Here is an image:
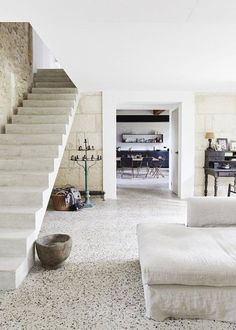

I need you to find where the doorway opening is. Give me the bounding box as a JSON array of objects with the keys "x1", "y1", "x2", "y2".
[{"x1": 115, "y1": 104, "x2": 180, "y2": 200}]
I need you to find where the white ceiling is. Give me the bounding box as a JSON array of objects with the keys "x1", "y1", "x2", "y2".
[{"x1": 1, "y1": 0, "x2": 236, "y2": 91}]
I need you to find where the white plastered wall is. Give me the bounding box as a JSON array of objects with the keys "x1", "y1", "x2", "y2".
[
  {"x1": 103, "y1": 91, "x2": 195, "y2": 199},
  {"x1": 32, "y1": 29, "x2": 58, "y2": 73}
]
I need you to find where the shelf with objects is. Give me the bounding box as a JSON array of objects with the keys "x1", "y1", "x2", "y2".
[
  {"x1": 71, "y1": 138, "x2": 102, "y2": 208},
  {"x1": 122, "y1": 134, "x2": 163, "y2": 144}
]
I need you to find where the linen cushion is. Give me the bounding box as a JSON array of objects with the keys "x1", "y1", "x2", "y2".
[
  {"x1": 137, "y1": 223, "x2": 236, "y2": 287},
  {"x1": 187, "y1": 197, "x2": 236, "y2": 227}
]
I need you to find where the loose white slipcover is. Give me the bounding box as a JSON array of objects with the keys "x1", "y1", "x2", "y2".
[
  {"x1": 137, "y1": 197, "x2": 236, "y2": 322},
  {"x1": 144, "y1": 284, "x2": 236, "y2": 322},
  {"x1": 137, "y1": 223, "x2": 236, "y2": 287},
  {"x1": 187, "y1": 197, "x2": 236, "y2": 227}
]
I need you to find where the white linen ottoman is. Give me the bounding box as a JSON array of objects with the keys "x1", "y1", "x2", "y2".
[{"x1": 137, "y1": 223, "x2": 236, "y2": 322}]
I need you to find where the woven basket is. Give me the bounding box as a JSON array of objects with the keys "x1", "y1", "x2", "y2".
[{"x1": 51, "y1": 193, "x2": 70, "y2": 211}]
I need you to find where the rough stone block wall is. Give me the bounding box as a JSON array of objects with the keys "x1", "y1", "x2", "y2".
[
  {"x1": 0, "y1": 23, "x2": 32, "y2": 132},
  {"x1": 195, "y1": 94, "x2": 236, "y2": 196},
  {"x1": 55, "y1": 92, "x2": 103, "y2": 191}
]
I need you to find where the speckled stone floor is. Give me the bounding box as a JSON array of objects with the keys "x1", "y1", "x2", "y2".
[{"x1": 0, "y1": 177, "x2": 235, "y2": 329}]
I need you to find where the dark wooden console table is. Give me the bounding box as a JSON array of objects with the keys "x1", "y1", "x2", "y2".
[
  {"x1": 204, "y1": 168, "x2": 236, "y2": 196},
  {"x1": 204, "y1": 150, "x2": 236, "y2": 196}
]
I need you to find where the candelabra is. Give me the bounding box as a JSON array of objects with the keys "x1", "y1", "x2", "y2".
[{"x1": 71, "y1": 138, "x2": 102, "y2": 208}]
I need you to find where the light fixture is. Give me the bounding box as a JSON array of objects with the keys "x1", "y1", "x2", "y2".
[{"x1": 205, "y1": 132, "x2": 215, "y2": 150}]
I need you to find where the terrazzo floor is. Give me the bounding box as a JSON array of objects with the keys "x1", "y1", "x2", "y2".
[{"x1": 0, "y1": 176, "x2": 235, "y2": 329}]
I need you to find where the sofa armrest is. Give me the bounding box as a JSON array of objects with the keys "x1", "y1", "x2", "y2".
[{"x1": 187, "y1": 197, "x2": 236, "y2": 227}]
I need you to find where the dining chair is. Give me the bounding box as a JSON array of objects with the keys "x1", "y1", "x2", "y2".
[
  {"x1": 132, "y1": 157, "x2": 142, "y2": 177},
  {"x1": 121, "y1": 157, "x2": 134, "y2": 178},
  {"x1": 151, "y1": 157, "x2": 165, "y2": 178},
  {"x1": 137, "y1": 157, "x2": 153, "y2": 178},
  {"x1": 116, "y1": 157, "x2": 122, "y2": 176}
]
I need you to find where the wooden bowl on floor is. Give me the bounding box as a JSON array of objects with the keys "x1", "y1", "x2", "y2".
[{"x1": 36, "y1": 234, "x2": 72, "y2": 268}]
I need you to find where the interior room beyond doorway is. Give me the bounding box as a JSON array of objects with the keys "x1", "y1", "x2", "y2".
[{"x1": 116, "y1": 104, "x2": 179, "y2": 199}]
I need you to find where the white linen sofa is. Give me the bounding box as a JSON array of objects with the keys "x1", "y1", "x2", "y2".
[{"x1": 137, "y1": 197, "x2": 236, "y2": 322}]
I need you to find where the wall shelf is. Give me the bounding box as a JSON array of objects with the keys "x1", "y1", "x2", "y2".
[{"x1": 122, "y1": 134, "x2": 163, "y2": 144}]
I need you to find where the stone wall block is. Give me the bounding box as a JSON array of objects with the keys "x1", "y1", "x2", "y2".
[
  {"x1": 65, "y1": 132, "x2": 77, "y2": 150},
  {"x1": 0, "y1": 23, "x2": 32, "y2": 132},
  {"x1": 55, "y1": 168, "x2": 81, "y2": 188},
  {"x1": 55, "y1": 93, "x2": 103, "y2": 190},
  {"x1": 213, "y1": 115, "x2": 236, "y2": 133},
  {"x1": 195, "y1": 94, "x2": 236, "y2": 196},
  {"x1": 95, "y1": 114, "x2": 102, "y2": 131},
  {"x1": 204, "y1": 115, "x2": 214, "y2": 132},
  {"x1": 194, "y1": 151, "x2": 204, "y2": 168},
  {"x1": 85, "y1": 133, "x2": 102, "y2": 150},
  {"x1": 77, "y1": 114, "x2": 96, "y2": 132},
  {"x1": 195, "y1": 133, "x2": 206, "y2": 151},
  {"x1": 195, "y1": 114, "x2": 205, "y2": 133},
  {"x1": 79, "y1": 94, "x2": 102, "y2": 114},
  {"x1": 196, "y1": 95, "x2": 236, "y2": 114},
  {"x1": 71, "y1": 114, "x2": 80, "y2": 132},
  {"x1": 60, "y1": 150, "x2": 69, "y2": 169}
]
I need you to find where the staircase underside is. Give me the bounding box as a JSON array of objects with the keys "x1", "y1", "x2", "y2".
[{"x1": 0, "y1": 69, "x2": 79, "y2": 290}]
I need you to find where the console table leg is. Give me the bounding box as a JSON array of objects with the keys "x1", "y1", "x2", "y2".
[
  {"x1": 204, "y1": 173, "x2": 208, "y2": 196},
  {"x1": 214, "y1": 177, "x2": 218, "y2": 197}
]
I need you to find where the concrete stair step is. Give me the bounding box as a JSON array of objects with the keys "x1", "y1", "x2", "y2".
[
  {"x1": 0, "y1": 145, "x2": 60, "y2": 158},
  {"x1": 0, "y1": 257, "x2": 32, "y2": 290},
  {"x1": 23, "y1": 99, "x2": 75, "y2": 107},
  {"x1": 28, "y1": 93, "x2": 77, "y2": 100},
  {"x1": 37, "y1": 69, "x2": 66, "y2": 75},
  {"x1": 0, "y1": 206, "x2": 43, "y2": 229},
  {"x1": 0, "y1": 186, "x2": 49, "y2": 207},
  {"x1": 12, "y1": 114, "x2": 70, "y2": 124},
  {"x1": 17, "y1": 107, "x2": 72, "y2": 115},
  {"x1": 34, "y1": 75, "x2": 72, "y2": 82},
  {"x1": 0, "y1": 228, "x2": 36, "y2": 257},
  {"x1": 0, "y1": 67, "x2": 78, "y2": 290},
  {"x1": 0, "y1": 134, "x2": 63, "y2": 145},
  {"x1": 0, "y1": 158, "x2": 56, "y2": 171},
  {"x1": 32, "y1": 87, "x2": 78, "y2": 94},
  {"x1": 0, "y1": 170, "x2": 52, "y2": 186},
  {"x1": 6, "y1": 124, "x2": 67, "y2": 134},
  {"x1": 35, "y1": 82, "x2": 75, "y2": 88},
  {"x1": 35, "y1": 73, "x2": 68, "y2": 78}
]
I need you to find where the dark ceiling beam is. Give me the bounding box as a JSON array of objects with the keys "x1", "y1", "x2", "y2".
[
  {"x1": 117, "y1": 115, "x2": 169, "y2": 122},
  {"x1": 153, "y1": 110, "x2": 166, "y2": 116}
]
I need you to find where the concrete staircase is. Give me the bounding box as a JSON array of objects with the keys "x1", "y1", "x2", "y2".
[{"x1": 0, "y1": 69, "x2": 79, "y2": 290}]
